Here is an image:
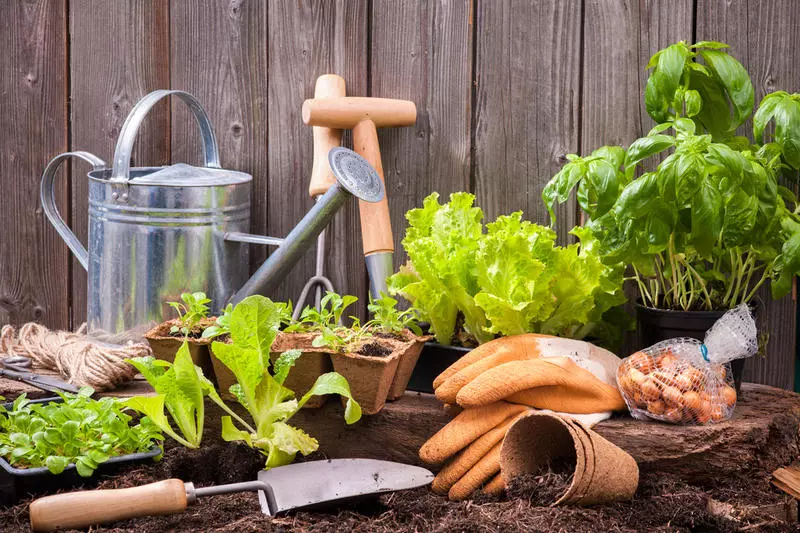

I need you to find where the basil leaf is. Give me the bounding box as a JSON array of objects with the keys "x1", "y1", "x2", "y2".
[
  {"x1": 699, "y1": 49, "x2": 754, "y2": 130},
  {"x1": 691, "y1": 180, "x2": 723, "y2": 257},
  {"x1": 624, "y1": 134, "x2": 675, "y2": 173},
  {"x1": 615, "y1": 173, "x2": 659, "y2": 219},
  {"x1": 753, "y1": 91, "x2": 786, "y2": 143},
  {"x1": 690, "y1": 69, "x2": 732, "y2": 138},
  {"x1": 722, "y1": 190, "x2": 758, "y2": 247}
]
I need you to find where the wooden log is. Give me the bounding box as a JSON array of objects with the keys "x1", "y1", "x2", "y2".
[{"x1": 290, "y1": 384, "x2": 800, "y2": 486}]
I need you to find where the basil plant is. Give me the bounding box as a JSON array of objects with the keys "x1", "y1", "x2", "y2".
[{"x1": 543, "y1": 41, "x2": 800, "y2": 311}]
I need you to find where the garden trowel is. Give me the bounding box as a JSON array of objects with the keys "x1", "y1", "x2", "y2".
[{"x1": 29, "y1": 459, "x2": 434, "y2": 532}]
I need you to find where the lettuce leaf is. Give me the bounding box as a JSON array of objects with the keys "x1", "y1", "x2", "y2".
[{"x1": 212, "y1": 295, "x2": 361, "y2": 469}]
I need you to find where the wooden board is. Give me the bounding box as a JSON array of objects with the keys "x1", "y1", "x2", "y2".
[
  {"x1": 169, "y1": 0, "x2": 270, "y2": 275},
  {"x1": 0, "y1": 1, "x2": 69, "y2": 329},
  {"x1": 472, "y1": 0, "x2": 581, "y2": 242},
  {"x1": 267, "y1": 0, "x2": 369, "y2": 315},
  {"x1": 696, "y1": 0, "x2": 800, "y2": 390},
  {"x1": 69, "y1": 0, "x2": 170, "y2": 329},
  {"x1": 371, "y1": 0, "x2": 473, "y2": 267}
]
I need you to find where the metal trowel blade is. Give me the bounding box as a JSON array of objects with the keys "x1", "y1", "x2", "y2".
[{"x1": 256, "y1": 459, "x2": 433, "y2": 515}]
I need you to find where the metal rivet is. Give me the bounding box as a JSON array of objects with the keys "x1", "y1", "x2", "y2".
[
  {"x1": 111, "y1": 192, "x2": 119, "y2": 200},
  {"x1": 121, "y1": 193, "x2": 128, "y2": 201}
]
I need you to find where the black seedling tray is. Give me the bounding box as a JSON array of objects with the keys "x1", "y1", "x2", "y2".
[
  {"x1": 407, "y1": 342, "x2": 472, "y2": 394},
  {"x1": 0, "y1": 397, "x2": 162, "y2": 505}
]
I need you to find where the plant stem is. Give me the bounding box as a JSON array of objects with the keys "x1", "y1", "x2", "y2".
[
  {"x1": 633, "y1": 266, "x2": 652, "y2": 306},
  {"x1": 683, "y1": 259, "x2": 713, "y2": 310},
  {"x1": 668, "y1": 235, "x2": 680, "y2": 308}
]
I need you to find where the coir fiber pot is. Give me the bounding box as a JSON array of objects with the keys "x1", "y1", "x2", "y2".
[
  {"x1": 635, "y1": 301, "x2": 758, "y2": 393},
  {"x1": 385, "y1": 332, "x2": 432, "y2": 401},
  {"x1": 330, "y1": 344, "x2": 401, "y2": 415},
  {"x1": 0, "y1": 398, "x2": 161, "y2": 505},
  {"x1": 500, "y1": 412, "x2": 638, "y2": 506},
  {"x1": 407, "y1": 342, "x2": 472, "y2": 394},
  {"x1": 271, "y1": 332, "x2": 333, "y2": 409},
  {"x1": 144, "y1": 318, "x2": 216, "y2": 381}
]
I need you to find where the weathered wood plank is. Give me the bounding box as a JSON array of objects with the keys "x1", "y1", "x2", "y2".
[
  {"x1": 472, "y1": 0, "x2": 581, "y2": 240},
  {"x1": 267, "y1": 0, "x2": 369, "y2": 313},
  {"x1": 169, "y1": 0, "x2": 270, "y2": 283},
  {"x1": 697, "y1": 0, "x2": 800, "y2": 389},
  {"x1": 69, "y1": 0, "x2": 170, "y2": 329},
  {"x1": 0, "y1": 0, "x2": 69, "y2": 329},
  {"x1": 582, "y1": 0, "x2": 693, "y2": 151},
  {"x1": 370, "y1": 0, "x2": 473, "y2": 268}
]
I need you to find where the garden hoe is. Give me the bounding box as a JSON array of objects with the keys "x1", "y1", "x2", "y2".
[{"x1": 28, "y1": 458, "x2": 433, "y2": 532}]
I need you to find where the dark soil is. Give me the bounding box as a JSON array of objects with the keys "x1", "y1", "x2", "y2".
[
  {"x1": 3, "y1": 405, "x2": 797, "y2": 533},
  {"x1": 375, "y1": 331, "x2": 410, "y2": 342},
  {"x1": 357, "y1": 341, "x2": 393, "y2": 358},
  {"x1": 506, "y1": 457, "x2": 575, "y2": 505}
]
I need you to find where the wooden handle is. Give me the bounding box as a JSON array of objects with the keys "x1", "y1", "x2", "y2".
[
  {"x1": 309, "y1": 74, "x2": 346, "y2": 197},
  {"x1": 29, "y1": 479, "x2": 188, "y2": 532},
  {"x1": 353, "y1": 119, "x2": 394, "y2": 255},
  {"x1": 302, "y1": 97, "x2": 417, "y2": 129}
]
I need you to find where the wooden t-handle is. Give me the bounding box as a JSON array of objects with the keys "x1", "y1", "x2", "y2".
[
  {"x1": 29, "y1": 479, "x2": 188, "y2": 532},
  {"x1": 309, "y1": 74, "x2": 346, "y2": 197},
  {"x1": 353, "y1": 119, "x2": 394, "y2": 255}
]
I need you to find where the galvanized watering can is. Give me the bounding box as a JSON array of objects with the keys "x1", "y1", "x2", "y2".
[{"x1": 41, "y1": 90, "x2": 384, "y2": 342}]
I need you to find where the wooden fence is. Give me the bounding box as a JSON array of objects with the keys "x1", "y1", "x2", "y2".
[{"x1": 1, "y1": 0, "x2": 797, "y2": 388}]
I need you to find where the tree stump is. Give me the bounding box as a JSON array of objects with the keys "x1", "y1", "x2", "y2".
[{"x1": 292, "y1": 383, "x2": 800, "y2": 486}]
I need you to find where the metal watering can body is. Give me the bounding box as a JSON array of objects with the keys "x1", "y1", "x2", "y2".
[
  {"x1": 41, "y1": 91, "x2": 251, "y2": 342},
  {"x1": 41, "y1": 90, "x2": 386, "y2": 342}
]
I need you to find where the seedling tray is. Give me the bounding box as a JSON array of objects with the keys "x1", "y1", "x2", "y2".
[
  {"x1": 0, "y1": 397, "x2": 162, "y2": 505},
  {"x1": 406, "y1": 342, "x2": 471, "y2": 394}
]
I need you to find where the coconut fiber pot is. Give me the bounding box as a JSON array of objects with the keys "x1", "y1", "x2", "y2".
[
  {"x1": 385, "y1": 332, "x2": 432, "y2": 401},
  {"x1": 330, "y1": 340, "x2": 402, "y2": 415},
  {"x1": 145, "y1": 318, "x2": 215, "y2": 381},
  {"x1": 271, "y1": 332, "x2": 333, "y2": 408}
]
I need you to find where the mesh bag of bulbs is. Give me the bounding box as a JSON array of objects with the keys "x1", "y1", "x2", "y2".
[{"x1": 617, "y1": 304, "x2": 758, "y2": 425}]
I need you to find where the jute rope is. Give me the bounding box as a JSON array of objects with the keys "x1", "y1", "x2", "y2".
[{"x1": 0, "y1": 323, "x2": 149, "y2": 391}]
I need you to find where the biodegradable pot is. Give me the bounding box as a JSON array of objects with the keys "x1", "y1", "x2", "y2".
[
  {"x1": 271, "y1": 332, "x2": 334, "y2": 409},
  {"x1": 385, "y1": 332, "x2": 432, "y2": 401},
  {"x1": 144, "y1": 318, "x2": 216, "y2": 381},
  {"x1": 407, "y1": 342, "x2": 472, "y2": 394},
  {"x1": 209, "y1": 332, "x2": 333, "y2": 408},
  {"x1": 330, "y1": 342, "x2": 401, "y2": 416},
  {"x1": 0, "y1": 398, "x2": 161, "y2": 505},
  {"x1": 635, "y1": 301, "x2": 759, "y2": 393},
  {"x1": 500, "y1": 412, "x2": 639, "y2": 506}
]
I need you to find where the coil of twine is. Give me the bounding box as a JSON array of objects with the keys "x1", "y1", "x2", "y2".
[{"x1": 0, "y1": 323, "x2": 149, "y2": 391}]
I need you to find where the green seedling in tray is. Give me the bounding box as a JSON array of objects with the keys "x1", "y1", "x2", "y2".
[
  {"x1": 167, "y1": 291, "x2": 211, "y2": 337},
  {"x1": 0, "y1": 388, "x2": 162, "y2": 477}
]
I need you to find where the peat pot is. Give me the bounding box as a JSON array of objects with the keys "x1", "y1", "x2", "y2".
[{"x1": 635, "y1": 301, "x2": 759, "y2": 393}]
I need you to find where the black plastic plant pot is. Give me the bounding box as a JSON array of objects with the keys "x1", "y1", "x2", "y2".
[
  {"x1": 406, "y1": 342, "x2": 472, "y2": 394},
  {"x1": 0, "y1": 398, "x2": 162, "y2": 506},
  {"x1": 634, "y1": 302, "x2": 758, "y2": 394}
]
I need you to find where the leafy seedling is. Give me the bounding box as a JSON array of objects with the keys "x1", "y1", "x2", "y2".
[{"x1": 168, "y1": 291, "x2": 211, "y2": 337}]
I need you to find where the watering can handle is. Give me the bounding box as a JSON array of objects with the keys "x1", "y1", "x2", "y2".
[
  {"x1": 40, "y1": 151, "x2": 107, "y2": 271},
  {"x1": 110, "y1": 90, "x2": 221, "y2": 183}
]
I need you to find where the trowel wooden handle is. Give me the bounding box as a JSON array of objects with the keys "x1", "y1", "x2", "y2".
[
  {"x1": 29, "y1": 479, "x2": 188, "y2": 532},
  {"x1": 309, "y1": 74, "x2": 346, "y2": 197},
  {"x1": 354, "y1": 119, "x2": 394, "y2": 255},
  {"x1": 303, "y1": 97, "x2": 417, "y2": 129}
]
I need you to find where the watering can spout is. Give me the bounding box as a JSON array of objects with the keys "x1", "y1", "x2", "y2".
[{"x1": 230, "y1": 147, "x2": 385, "y2": 304}]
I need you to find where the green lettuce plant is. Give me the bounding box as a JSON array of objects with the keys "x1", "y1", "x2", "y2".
[
  {"x1": 124, "y1": 342, "x2": 246, "y2": 449},
  {"x1": 0, "y1": 388, "x2": 162, "y2": 477},
  {"x1": 364, "y1": 294, "x2": 423, "y2": 336},
  {"x1": 211, "y1": 295, "x2": 361, "y2": 469},
  {"x1": 543, "y1": 40, "x2": 800, "y2": 311},
  {"x1": 388, "y1": 192, "x2": 627, "y2": 347}
]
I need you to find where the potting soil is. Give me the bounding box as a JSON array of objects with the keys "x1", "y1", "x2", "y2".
[
  {"x1": 3, "y1": 406, "x2": 795, "y2": 533},
  {"x1": 506, "y1": 457, "x2": 575, "y2": 506}
]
